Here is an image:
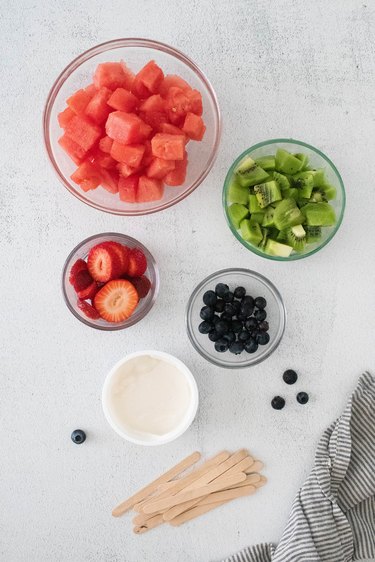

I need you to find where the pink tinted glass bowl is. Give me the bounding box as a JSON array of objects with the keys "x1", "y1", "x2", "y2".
[
  {"x1": 44, "y1": 38, "x2": 221, "y2": 216},
  {"x1": 62, "y1": 233, "x2": 159, "y2": 330}
]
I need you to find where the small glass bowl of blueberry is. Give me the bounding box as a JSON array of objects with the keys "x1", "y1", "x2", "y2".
[{"x1": 186, "y1": 268, "x2": 286, "y2": 368}]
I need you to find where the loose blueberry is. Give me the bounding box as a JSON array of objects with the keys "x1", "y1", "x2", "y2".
[
  {"x1": 222, "y1": 291, "x2": 234, "y2": 303},
  {"x1": 238, "y1": 330, "x2": 251, "y2": 342},
  {"x1": 271, "y1": 396, "x2": 285, "y2": 410},
  {"x1": 229, "y1": 341, "x2": 244, "y2": 354},
  {"x1": 245, "y1": 318, "x2": 258, "y2": 331},
  {"x1": 215, "y1": 320, "x2": 229, "y2": 336},
  {"x1": 231, "y1": 319, "x2": 243, "y2": 333},
  {"x1": 224, "y1": 303, "x2": 236, "y2": 316},
  {"x1": 258, "y1": 320, "x2": 269, "y2": 332},
  {"x1": 297, "y1": 392, "x2": 309, "y2": 405},
  {"x1": 212, "y1": 315, "x2": 221, "y2": 325},
  {"x1": 198, "y1": 321, "x2": 212, "y2": 334},
  {"x1": 254, "y1": 309, "x2": 267, "y2": 322},
  {"x1": 242, "y1": 295, "x2": 254, "y2": 306},
  {"x1": 283, "y1": 369, "x2": 298, "y2": 385},
  {"x1": 215, "y1": 283, "x2": 229, "y2": 298},
  {"x1": 241, "y1": 302, "x2": 254, "y2": 318},
  {"x1": 220, "y1": 312, "x2": 233, "y2": 323},
  {"x1": 244, "y1": 339, "x2": 258, "y2": 353},
  {"x1": 232, "y1": 300, "x2": 241, "y2": 314},
  {"x1": 234, "y1": 286, "x2": 246, "y2": 299},
  {"x1": 257, "y1": 332, "x2": 270, "y2": 345},
  {"x1": 255, "y1": 297, "x2": 267, "y2": 309},
  {"x1": 214, "y1": 299, "x2": 225, "y2": 313},
  {"x1": 236, "y1": 313, "x2": 247, "y2": 322},
  {"x1": 203, "y1": 290, "x2": 217, "y2": 307},
  {"x1": 200, "y1": 306, "x2": 214, "y2": 321},
  {"x1": 223, "y1": 331, "x2": 236, "y2": 344},
  {"x1": 208, "y1": 331, "x2": 221, "y2": 342},
  {"x1": 215, "y1": 338, "x2": 229, "y2": 353},
  {"x1": 71, "y1": 429, "x2": 86, "y2": 444}
]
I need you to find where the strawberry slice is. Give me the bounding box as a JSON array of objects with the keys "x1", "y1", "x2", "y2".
[
  {"x1": 71, "y1": 269, "x2": 93, "y2": 293},
  {"x1": 87, "y1": 244, "x2": 122, "y2": 282},
  {"x1": 127, "y1": 248, "x2": 147, "y2": 277},
  {"x1": 77, "y1": 299, "x2": 100, "y2": 320},
  {"x1": 100, "y1": 242, "x2": 130, "y2": 275},
  {"x1": 69, "y1": 259, "x2": 88, "y2": 286},
  {"x1": 130, "y1": 275, "x2": 151, "y2": 298},
  {"x1": 77, "y1": 280, "x2": 99, "y2": 300},
  {"x1": 94, "y1": 279, "x2": 139, "y2": 322}
]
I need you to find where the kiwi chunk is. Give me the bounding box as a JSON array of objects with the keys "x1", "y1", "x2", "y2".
[
  {"x1": 293, "y1": 172, "x2": 314, "y2": 198},
  {"x1": 249, "y1": 194, "x2": 263, "y2": 213},
  {"x1": 255, "y1": 155, "x2": 275, "y2": 171},
  {"x1": 273, "y1": 171, "x2": 290, "y2": 192},
  {"x1": 240, "y1": 218, "x2": 263, "y2": 245},
  {"x1": 275, "y1": 149, "x2": 303, "y2": 175},
  {"x1": 228, "y1": 178, "x2": 249, "y2": 205},
  {"x1": 309, "y1": 169, "x2": 327, "y2": 187},
  {"x1": 309, "y1": 188, "x2": 326, "y2": 203},
  {"x1": 273, "y1": 198, "x2": 305, "y2": 230},
  {"x1": 302, "y1": 202, "x2": 336, "y2": 226},
  {"x1": 235, "y1": 156, "x2": 269, "y2": 187},
  {"x1": 305, "y1": 226, "x2": 322, "y2": 243},
  {"x1": 294, "y1": 153, "x2": 309, "y2": 169},
  {"x1": 228, "y1": 203, "x2": 249, "y2": 229},
  {"x1": 286, "y1": 224, "x2": 306, "y2": 252},
  {"x1": 254, "y1": 180, "x2": 281, "y2": 208},
  {"x1": 262, "y1": 207, "x2": 275, "y2": 227},
  {"x1": 321, "y1": 184, "x2": 337, "y2": 200},
  {"x1": 283, "y1": 187, "x2": 299, "y2": 200},
  {"x1": 265, "y1": 239, "x2": 293, "y2": 257},
  {"x1": 251, "y1": 212, "x2": 265, "y2": 224}
]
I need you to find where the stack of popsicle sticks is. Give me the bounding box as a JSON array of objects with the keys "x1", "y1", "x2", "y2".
[{"x1": 112, "y1": 450, "x2": 267, "y2": 533}]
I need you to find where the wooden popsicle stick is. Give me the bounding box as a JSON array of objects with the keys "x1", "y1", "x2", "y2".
[
  {"x1": 133, "y1": 481, "x2": 177, "y2": 512},
  {"x1": 133, "y1": 514, "x2": 164, "y2": 534},
  {"x1": 112, "y1": 451, "x2": 201, "y2": 517},
  {"x1": 224, "y1": 473, "x2": 261, "y2": 490},
  {"x1": 143, "y1": 472, "x2": 246, "y2": 514},
  {"x1": 135, "y1": 451, "x2": 230, "y2": 513},
  {"x1": 254, "y1": 475, "x2": 267, "y2": 488},
  {"x1": 245, "y1": 460, "x2": 264, "y2": 474},
  {"x1": 169, "y1": 499, "x2": 229, "y2": 526},
  {"x1": 224, "y1": 456, "x2": 254, "y2": 476},
  {"x1": 196, "y1": 484, "x2": 256, "y2": 506},
  {"x1": 181, "y1": 450, "x2": 248, "y2": 492}
]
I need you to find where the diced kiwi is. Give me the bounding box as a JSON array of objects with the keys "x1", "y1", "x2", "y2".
[
  {"x1": 309, "y1": 188, "x2": 326, "y2": 203},
  {"x1": 286, "y1": 224, "x2": 306, "y2": 252},
  {"x1": 283, "y1": 187, "x2": 299, "y2": 200},
  {"x1": 235, "y1": 156, "x2": 269, "y2": 187},
  {"x1": 228, "y1": 203, "x2": 249, "y2": 229},
  {"x1": 273, "y1": 198, "x2": 305, "y2": 230},
  {"x1": 273, "y1": 171, "x2": 290, "y2": 192},
  {"x1": 228, "y1": 178, "x2": 249, "y2": 205},
  {"x1": 305, "y1": 225, "x2": 322, "y2": 243},
  {"x1": 293, "y1": 172, "x2": 314, "y2": 198},
  {"x1": 254, "y1": 180, "x2": 281, "y2": 208},
  {"x1": 265, "y1": 239, "x2": 293, "y2": 257},
  {"x1": 249, "y1": 193, "x2": 263, "y2": 213},
  {"x1": 309, "y1": 169, "x2": 326, "y2": 187},
  {"x1": 240, "y1": 219, "x2": 263, "y2": 245},
  {"x1": 251, "y1": 212, "x2": 265, "y2": 224},
  {"x1": 259, "y1": 227, "x2": 269, "y2": 250},
  {"x1": 255, "y1": 155, "x2": 275, "y2": 171},
  {"x1": 321, "y1": 184, "x2": 337, "y2": 200},
  {"x1": 294, "y1": 153, "x2": 309, "y2": 169},
  {"x1": 276, "y1": 230, "x2": 287, "y2": 242},
  {"x1": 302, "y1": 202, "x2": 336, "y2": 226},
  {"x1": 262, "y1": 207, "x2": 275, "y2": 227},
  {"x1": 275, "y1": 149, "x2": 303, "y2": 175}
]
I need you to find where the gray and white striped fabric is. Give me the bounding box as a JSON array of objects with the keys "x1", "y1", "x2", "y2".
[{"x1": 221, "y1": 372, "x2": 375, "y2": 562}]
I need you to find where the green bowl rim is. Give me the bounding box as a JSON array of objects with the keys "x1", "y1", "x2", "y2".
[{"x1": 222, "y1": 138, "x2": 346, "y2": 261}]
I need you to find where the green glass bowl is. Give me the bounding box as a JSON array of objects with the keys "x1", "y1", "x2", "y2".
[{"x1": 223, "y1": 139, "x2": 346, "y2": 261}]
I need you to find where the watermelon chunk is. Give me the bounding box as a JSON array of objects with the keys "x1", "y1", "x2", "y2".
[
  {"x1": 58, "y1": 107, "x2": 75, "y2": 128},
  {"x1": 85, "y1": 87, "x2": 111, "y2": 124},
  {"x1": 164, "y1": 154, "x2": 188, "y2": 186},
  {"x1": 141, "y1": 140, "x2": 153, "y2": 167},
  {"x1": 139, "y1": 111, "x2": 168, "y2": 131},
  {"x1": 139, "y1": 94, "x2": 166, "y2": 113},
  {"x1": 91, "y1": 149, "x2": 116, "y2": 169},
  {"x1": 165, "y1": 87, "x2": 191, "y2": 125},
  {"x1": 67, "y1": 88, "x2": 92, "y2": 115},
  {"x1": 110, "y1": 142, "x2": 145, "y2": 167},
  {"x1": 106, "y1": 111, "x2": 149, "y2": 144},
  {"x1": 151, "y1": 133, "x2": 185, "y2": 160},
  {"x1": 119, "y1": 175, "x2": 139, "y2": 202},
  {"x1": 147, "y1": 157, "x2": 175, "y2": 179},
  {"x1": 159, "y1": 122, "x2": 187, "y2": 142},
  {"x1": 71, "y1": 161, "x2": 102, "y2": 191},
  {"x1": 107, "y1": 88, "x2": 138, "y2": 112},
  {"x1": 137, "y1": 176, "x2": 164, "y2": 202},
  {"x1": 186, "y1": 89, "x2": 203, "y2": 116},
  {"x1": 182, "y1": 112, "x2": 206, "y2": 141},
  {"x1": 99, "y1": 136, "x2": 113, "y2": 154},
  {"x1": 85, "y1": 83, "x2": 97, "y2": 96},
  {"x1": 58, "y1": 134, "x2": 87, "y2": 165},
  {"x1": 100, "y1": 168, "x2": 119, "y2": 193},
  {"x1": 65, "y1": 115, "x2": 101, "y2": 151},
  {"x1": 117, "y1": 162, "x2": 137, "y2": 178},
  {"x1": 93, "y1": 62, "x2": 134, "y2": 90},
  {"x1": 159, "y1": 75, "x2": 191, "y2": 97},
  {"x1": 134, "y1": 60, "x2": 164, "y2": 95}
]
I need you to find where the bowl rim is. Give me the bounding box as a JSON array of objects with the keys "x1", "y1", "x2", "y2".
[
  {"x1": 101, "y1": 350, "x2": 199, "y2": 445},
  {"x1": 223, "y1": 138, "x2": 346, "y2": 261},
  {"x1": 43, "y1": 37, "x2": 222, "y2": 216},
  {"x1": 185, "y1": 267, "x2": 287, "y2": 369},
  {"x1": 61, "y1": 232, "x2": 159, "y2": 330}
]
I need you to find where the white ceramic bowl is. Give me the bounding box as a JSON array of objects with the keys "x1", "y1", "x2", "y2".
[{"x1": 102, "y1": 351, "x2": 199, "y2": 445}]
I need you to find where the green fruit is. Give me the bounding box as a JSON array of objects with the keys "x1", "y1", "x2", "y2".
[
  {"x1": 305, "y1": 225, "x2": 322, "y2": 243},
  {"x1": 276, "y1": 230, "x2": 287, "y2": 242},
  {"x1": 309, "y1": 169, "x2": 327, "y2": 187},
  {"x1": 235, "y1": 156, "x2": 269, "y2": 187},
  {"x1": 273, "y1": 171, "x2": 290, "y2": 192},
  {"x1": 262, "y1": 207, "x2": 275, "y2": 227},
  {"x1": 228, "y1": 178, "x2": 249, "y2": 205},
  {"x1": 273, "y1": 198, "x2": 305, "y2": 230},
  {"x1": 286, "y1": 224, "x2": 306, "y2": 252},
  {"x1": 302, "y1": 202, "x2": 336, "y2": 226},
  {"x1": 294, "y1": 153, "x2": 309, "y2": 169},
  {"x1": 275, "y1": 149, "x2": 303, "y2": 175},
  {"x1": 240, "y1": 219, "x2": 263, "y2": 245},
  {"x1": 249, "y1": 194, "x2": 263, "y2": 213},
  {"x1": 228, "y1": 203, "x2": 249, "y2": 229},
  {"x1": 255, "y1": 155, "x2": 275, "y2": 171},
  {"x1": 321, "y1": 184, "x2": 337, "y2": 200},
  {"x1": 309, "y1": 188, "x2": 326, "y2": 203},
  {"x1": 293, "y1": 172, "x2": 314, "y2": 198},
  {"x1": 283, "y1": 188, "x2": 299, "y2": 200},
  {"x1": 259, "y1": 227, "x2": 269, "y2": 250},
  {"x1": 251, "y1": 212, "x2": 265, "y2": 224},
  {"x1": 264, "y1": 239, "x2": 293, "y2": 257},
  {"x1": 254, "y1": 180, "x2": 281, "y2": 208}
]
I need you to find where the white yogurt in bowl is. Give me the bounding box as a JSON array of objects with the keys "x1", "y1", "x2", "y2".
[{"x1": 102, "y1": 351, "x2": 199, "y2": 445}]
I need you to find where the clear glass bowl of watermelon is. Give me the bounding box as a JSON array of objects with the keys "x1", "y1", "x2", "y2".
[{"x1": 44, "y1": 38, "x2": 221, "y2": 215}]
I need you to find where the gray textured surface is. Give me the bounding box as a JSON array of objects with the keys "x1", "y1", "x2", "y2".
[{"x1": 1, "y1": 1, "x2": 374, "y2": 561}]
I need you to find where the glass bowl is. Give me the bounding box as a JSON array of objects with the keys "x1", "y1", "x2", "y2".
[
  {"x1": 223, "y1": 139, "x2": 346, "y2": 261},
  {"x1": 62, "y1": 233, "x2": 159, "y2": 330},
  {"x1": 186, "y1": 268, "x2": 286, "y2": 368},
  {"x1": 44, "y1": 38, "x2": 221, "y2": 216}
]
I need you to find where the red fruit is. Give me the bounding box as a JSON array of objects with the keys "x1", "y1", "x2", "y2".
[
  {"x1": 100, "y1": 168, "x2": 119, "y2": 194},
  {"x1": 107, "y1": 88, "x2": 138, "y2": 112},
  {"x1": 159, "y1": 122, "x2": 186, "y2": 140},
  {"x1": 67, "y1": 88, "x2": 92, "y2": 115},
  {"x1": 58, "y1": 134, "x2": 87, "y2": 165},
  {"x1": 134, "y1": 60, "x2": 164, "y2": 95},
  {"x1": 85, "y1": 86, "x2": 111, "y2": 124},
  {"x1": 100, "y1": 241, "x2": 129, "y2": 275},
  {"x1": 164, "y1": 154, "x2": 188, "y2": 186},
  {"x1": 85, "y1": 83, "x2": 97, "y2": 96},
  {"x1": 151, "y1": 133, "x2": 185, "y2": 160},
  {"x1": 94, "y1": 62, "x2": 134, "y2": 90},
  {"x1": 110, "y1": 142, "x2": 145, "y2": 167},
  {"x1": 69, "y1": 259, "x2": 88, "y2": 285},
  {"x1": 65, "y1": 115, "x2": 101, "y2": 151},
  {"x1": 131, "y1": 275, "x2": 151, "y2": 298},
  {"x1": 58, "y1": 107, "x2": 75, "y2": 128},
  {"x1": 141, "y1": 140, "x2": 153, "y2": 167},
  {"x1": 137, "y1": 176, "x2": 164, "y2": 202},
  {"x1": 77, "y1": 299, "x2": 100, "y2": 320},
  {"x1": 165, "y1": 87, "x2": 191, "y2": 124},
  {"x1": 118, "y1": 174, "x2": 139, "y2": 202},
  {"x1": 117, "y1": 162, "x2": 137, "y2": 178},
  {"x1": 72, "y1": 269, "x2": 93, "y2": 292},
  {"x1": 159, "y1": 75, "x2": 191, "y2": 97},
  {"x1": 127, "y1": 248, "x2": 147, "y2": 277},
  {"x1": 139, "y1": 94, "x2": 165, "y2": 113},
  {"x1": 139, "y1": 111, "x2": 168, "y2": 131},
  {"x1": 87, "y1": 244, "x2": 122, "y2": 282},
  {"x1": 186, "y1": 89, "x2": 203, "y2": 116},
  {"x1": 94, "y1": 279, "x2": 139, "y2": 322},
  {"x1": 70, "y1": 160, "x2": 102, "y2": 191},
  {"x1": 99, "y1": 136, "x2": 113, "y2": 154},
  {"x1": 77, "y1": 280, "x2": 99, "y2": 300},
  {"x1": 106, "y1": 111, "x2": 149, "y2": 145},
  {"x1": 182, "y1": 112, "x2": 206, "y2": 141},
  {"x1": 147, "y1": 157, "x2": 175, "y2": 179},
  {"x1": 91, "y1": 149, "x2": 116, "y2": 170}
]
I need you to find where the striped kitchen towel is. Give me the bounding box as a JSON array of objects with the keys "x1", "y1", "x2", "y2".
[{"x1": 221, "y1": 371, "x2": 375, "y2": 562}]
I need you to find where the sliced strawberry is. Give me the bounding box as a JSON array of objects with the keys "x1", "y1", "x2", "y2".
[
  {"x1": 87, "y1": 244, "x2": 122, "y2": 283},
  {"x1": 94, "y1": 279, "x2": 139, "y2": 322},
  {"x1": 100, "y1": 241, "x2": 130, "y2": 275},
  {"x1": 77, "y1": 280, "x2": 99, "y2": 300},
  {"x1": 77, "y1": 299, "x2": 100, "y2": 320},
  {"x1": 72, "y1": 269, "x2": 93, "y2": 293},
  {"x1": 69, "y1": 259, "x2": 88, "y2": 286},
  {"x1": 131, "y1": 275, "x2": 151, "y2": 298},
  {"x1": 127, "y1": 248, "x2": 147, "y2": 277}
]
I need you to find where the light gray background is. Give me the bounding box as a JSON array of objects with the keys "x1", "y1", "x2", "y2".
[{"x1": 1, "y1": 1, "x2": 374, "y2": 561}]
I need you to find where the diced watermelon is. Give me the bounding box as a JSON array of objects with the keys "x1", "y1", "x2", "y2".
[
  {"x1": 182, "y1": 112, "x2": 206, "y2": 141},
  {"x1": 159, "y1": 75, "x2": 191, "y2": 97},
  {"x1": 137, "y1": 176, "x2": 164, "y2": 202},
  {"x1": 107, "y1": 88, "x2": 138, "y2": 112},
  {"x1": 67, "y1": 88, "x2": 92, "y2": 115},
  {"x1": 106, "y1": 111, "x2": 149, "y2": 144},
  {"x1": 147, "y1": 157, "x2": 175, "y2": 179},
  {"x1": 100, "y1": 168, "x2": 119, "y2": 193},
  {"x1": 134, "y1": 60, "x2": 164, "y2": 95},
  {"x1": 119, "y1": 175, "x2": 139, "y2": 202},
  {"x1": 151, "y1": 133, "x2": 185, "y2": 160},
  {"x1": 71, "y1": 160, "x2": 102, "y2": 191},
  {"x1": 110, "y1": 142, "x2": 145, "y2": 167},
  {"x1": 159, "y1": 122, "x2": 187, "y2": 142},
  {"x1": 58, "y1": 107, "x2": 75, "y2": 128},
  {"x1": 58, "y1": 134, "x2": 87, "y2": 165},
  {"x1": 141, "y1": 140, "x2": 153, "y2": 167},
  {"x1": 164, "y1": 154, "x2": 188, "y2": 186},
  {"x1": 117, "y1": 162, "x2": 137, "y2": 178},
  {"x1": 139, "y1": 120, "x2": 153, "y2": 139},
  {"x1": 85, "y1": 87, "x2": 111, "y2": 124},
  {"x1": 186, "y1": 89, "x2": 203, "y2": 116},
  {"x1": 91, "y1": 149, "x2": 116, "y2": 169},
  {"x1": 165, "y1": 87, "x2": 191, "y2": 125},
  {"x1": 99, "y1": 136, "x2": 113, "y2": 153},
  {"x1": 139, "y1": 111, "x2": 168, "y2": 131},
  {"x1": 85, "y1": 83, "x2": 97, "y2": 96},
  {"x1": 65, "y1": 115, "x2": 101, "y2": 151},
  {"x1": 93, "y1": 62, "x2": 134, "y2": 90},
  {"x1": 139, "y1": 94, "x2": 165, "y2": 113}
]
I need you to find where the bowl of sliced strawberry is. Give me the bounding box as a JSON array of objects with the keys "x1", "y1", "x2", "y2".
[{"x1": 62, "y1": 233, "x2": 159, "y2": 329}]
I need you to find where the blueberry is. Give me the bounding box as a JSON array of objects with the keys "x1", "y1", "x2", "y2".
[
  {"x1": 208, "y1": 331, "x2": 221, "y2": 342},
  {"x1": 215, "y1": 320, "x2": 229, "y2": 336},
  {"x1": 224, "y1": 303, "x2": 236, "y2": 316},
  {"x1": 257, "y1": 332, "x2": 270, "y2": 345},
  {"x1": 271, "y1": 396, "x2": 285, "y2": 410},
  {"x1": 215, "y1": 338, "x2": 229, "y2": 353},
  {"x1": 254, "y1": 309, "x2": 267, "y2": 322},
  {"x1": 203, "y1": 290, "x2": 217, "y2": 307},
  {"x1": 241, "y1": 302, "x2": 254, "y2": 318},
  {"x1": 297, "y1": 392, "x2": 309, "y2": 405},
  {"x1": 198, "y1": 321, "x2": 212, "y2": 334},
  {"x1": 258, "y1": 320, "x2": 269, "y2": 332},
  {"x1": 242, "y1": 295, "x2": 254, "y2": 306},
  {"x1": 220, "y1": 312, "x2": 233, "y2": 323},
  {"x1": 237, "y1": 313, "x2": 247, "y2": 322},
  {"x1": 222, "y1": 291, "x2": 234, "y2": 303},
  {"x1": 200, "y1": 306, "x2": 214, "y2": 321},
  {"x1": 215, "y1": 283, "x2": 229, "y2": 297},
  {"x1": 223, "y1": 331, "x2": 236, "y2": 344},
  {"x1": 231, "y1": 319, "x2": 243, "y2": 333},
  {"x1": 212, "y1": 314, "x2": 221, "y2": 325},
  {"x1": 245, "y1": 317, "x2": 258, "y2": 331},
  {"x1": 234, "y1": 286, "x2": 246, "y2": 299},
  {"x1": 283, "y1": 369, "x2": 298, "y2": 385},
  {"x1": 238, "y1": 330, "x2": 251, "y2": 342},
  {"x1": 71, "y1": 429, "x2": 86, "y2": 444},
  {"x1": 229, "y1": 341, "x2": 244, "y2": 354},
  {"x1": 255, "y1": 297, "x2": 267, "y2": 309},
  {"x1": 214, "y1": 299, "x2": 225, "y2": 313},
  {"x1": 232, "y1": 300, "x2": 241, "y2": 314},
  {"x1": 244, "y1": 338, "x2": 258, "y2": 353}
]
